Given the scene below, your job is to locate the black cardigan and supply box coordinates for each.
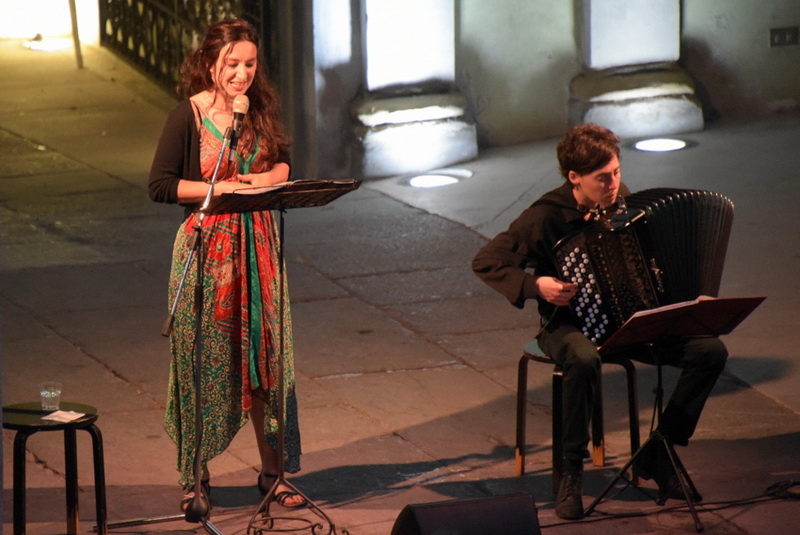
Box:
[148,100,201,206]
[147,99,290,210]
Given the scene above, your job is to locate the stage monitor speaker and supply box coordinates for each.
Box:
[391,493,540,535]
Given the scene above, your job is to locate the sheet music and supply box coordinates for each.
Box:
[628,295,717,317]
[230,183,289,195]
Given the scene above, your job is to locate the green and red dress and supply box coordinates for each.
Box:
[163,115,300,487]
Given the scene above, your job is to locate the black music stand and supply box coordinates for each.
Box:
[584,296,765,532]
[205,179,360,535]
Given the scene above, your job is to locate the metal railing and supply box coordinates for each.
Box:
[98,0,270,94]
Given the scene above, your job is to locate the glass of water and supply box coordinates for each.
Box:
[39,381,62,411]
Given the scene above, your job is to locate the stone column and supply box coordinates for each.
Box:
[570,0,703,138]
[351,0,478,178]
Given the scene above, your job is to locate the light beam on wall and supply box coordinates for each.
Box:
[364,0,454,90]
[355,0,477,178]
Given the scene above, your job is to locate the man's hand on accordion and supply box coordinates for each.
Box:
[536,276,578,307]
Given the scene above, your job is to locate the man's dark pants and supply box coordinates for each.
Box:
[538,323,728,472]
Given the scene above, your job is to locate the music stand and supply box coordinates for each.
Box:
[584,296,765,532]
[205,179,360,535]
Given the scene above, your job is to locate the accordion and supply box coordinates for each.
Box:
[553,188,734,345]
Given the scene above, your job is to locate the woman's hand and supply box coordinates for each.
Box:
[535,276,578,307]
[237,162,290,188]
[213,180,247,195]
[174,162,291,203]
[176,178,244,203]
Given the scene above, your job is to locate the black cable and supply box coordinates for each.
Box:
[539,480,800,529]
[765,480,800,500]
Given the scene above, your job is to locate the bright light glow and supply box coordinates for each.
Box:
[24,38,72,52]
[359,104,464,127]
[314,0,352,69]
[409,175,460,188]
[362,121,477,177]
[364,0,455,90]
[407,168,473,188]
[634,138,688,152]
[0,1,100,46]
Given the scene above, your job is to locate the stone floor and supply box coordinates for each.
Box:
[2,40,799,534]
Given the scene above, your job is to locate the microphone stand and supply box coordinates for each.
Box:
[173,126,233,533]
[107,126,235,535]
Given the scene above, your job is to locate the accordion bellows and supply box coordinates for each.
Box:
[553,188,734,345]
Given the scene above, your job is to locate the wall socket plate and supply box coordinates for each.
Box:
[770,26,799,47]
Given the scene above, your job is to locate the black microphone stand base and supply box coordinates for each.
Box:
[247,476,349,535]
[105,513,222,534]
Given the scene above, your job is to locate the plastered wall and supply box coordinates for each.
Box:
[457,0,800,147]
[681,0,800,118]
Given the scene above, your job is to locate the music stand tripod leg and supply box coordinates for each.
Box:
[246,208,348,535]
[658,432,704,532]
[584,361,704,532]
[584,438,650,514]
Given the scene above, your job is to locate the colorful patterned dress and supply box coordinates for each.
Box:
[164,115,301,487]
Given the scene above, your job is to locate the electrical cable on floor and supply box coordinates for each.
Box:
[538,480,800,529]
[765,480,800,500]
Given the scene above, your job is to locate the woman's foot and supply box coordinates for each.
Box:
[257,472,276,494]
[275,488,307,509]
[180,478,212,513]
[258,472,307,508]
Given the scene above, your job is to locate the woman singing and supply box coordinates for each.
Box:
[149,17,305,512]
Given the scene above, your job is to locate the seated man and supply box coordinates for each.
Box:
[471,123,727,520]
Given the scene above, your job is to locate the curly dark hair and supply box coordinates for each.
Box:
[556,124,620,179]
[177,18,290,166]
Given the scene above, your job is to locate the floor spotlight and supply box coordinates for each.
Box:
[633,138,689,152]
[406,168,473,188]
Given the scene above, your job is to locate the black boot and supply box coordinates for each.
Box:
[555,470,584,520]
[635,439,702,502]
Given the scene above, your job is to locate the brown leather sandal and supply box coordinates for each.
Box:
[258,473,307,508]
[275,489,307,509]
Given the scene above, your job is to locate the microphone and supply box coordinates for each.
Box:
[229,94,250,148]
